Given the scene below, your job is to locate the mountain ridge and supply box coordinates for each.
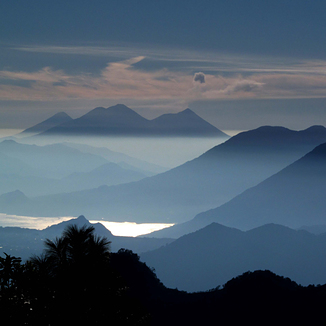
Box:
[193,141,326,231]
[2,125,326,223]
[18,112,73,136]
[141,222,326,292]
[22,104,228,138]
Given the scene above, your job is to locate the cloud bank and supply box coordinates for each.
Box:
[0,54,326,104]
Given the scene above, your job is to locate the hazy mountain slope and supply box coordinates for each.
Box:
[0,216,174,261]
[193,142,326,230]
[2,126,326,223]
[0,174,57,196]
[64,142,166,175]
[18,112,73,136]
[0,139,108,178]
[60,163,148,190]
[150,140,326,238]
[35,104,227,137]
[0,162,148,197]
[141,223,326,292]
[0,152,42,177]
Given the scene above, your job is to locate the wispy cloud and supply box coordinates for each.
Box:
[1,47,326,103]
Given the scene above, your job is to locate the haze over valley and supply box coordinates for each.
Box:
[2,2,326,323]
[1,102,326,293]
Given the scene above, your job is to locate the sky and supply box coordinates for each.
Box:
[1,0,326,132]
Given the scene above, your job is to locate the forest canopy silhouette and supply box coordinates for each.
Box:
[1,224,326,325]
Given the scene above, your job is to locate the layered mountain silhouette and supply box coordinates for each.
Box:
[2,126,326,222]
[148,140,326,238]
[64,142,166,174]
[24,104,228,138]
[0,151,42,177]
[192,142,326,230]
[0,162,149,197]
[18,112,73,137]
[0,139,107,178]
[0,140,159,196]
[141,222,326,292]
[0,215,174,261]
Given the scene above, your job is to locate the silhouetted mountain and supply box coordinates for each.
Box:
[191,142,326,230]
[31,104,227,137]
[150,108,227,137]
[150,140,326,238]
[3,126,326,223]
[141,222,326,292]
[0,215,174,260]
[18,112,73,136]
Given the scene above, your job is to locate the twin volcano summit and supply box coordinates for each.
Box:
[27,104,228,138]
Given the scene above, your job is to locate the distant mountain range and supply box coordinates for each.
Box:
[0,216,174,261]
[0,139,107,179]
[2,125,326,223]
[147,138,326,238]
[18,112,73,137]
[194,141,326,230]
[141,222,326,292]
[21,104,228,138]
[64,142,166,174]
[0,139,162,196]
[0,162,149,197]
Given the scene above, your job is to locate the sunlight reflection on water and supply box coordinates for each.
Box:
[0,213,173,237]
[91,220,174,237]
[0,213,73,230]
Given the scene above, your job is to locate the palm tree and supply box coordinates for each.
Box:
[34,224,111,276]
[0,253,22,290]
[43,237,68,273]
[63,224,97,264]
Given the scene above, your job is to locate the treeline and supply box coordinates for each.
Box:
[1,225,326,325]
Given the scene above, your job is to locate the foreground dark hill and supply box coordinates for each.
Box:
[141,222,326,292]
[4,223,326,325]
[33,104,228,137]
[0,216,174,260]
[2,126,326,222]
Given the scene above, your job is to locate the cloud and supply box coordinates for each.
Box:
[0,67,67,83]
[223,79,264,94]
[1,55,326,103]
[193,72,206,84]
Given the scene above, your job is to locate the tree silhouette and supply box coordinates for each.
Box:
[43,224,111,270]
[0,253,22,290]
[22,223,150,325]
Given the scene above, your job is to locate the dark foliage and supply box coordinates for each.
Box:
[1,225,326,325]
